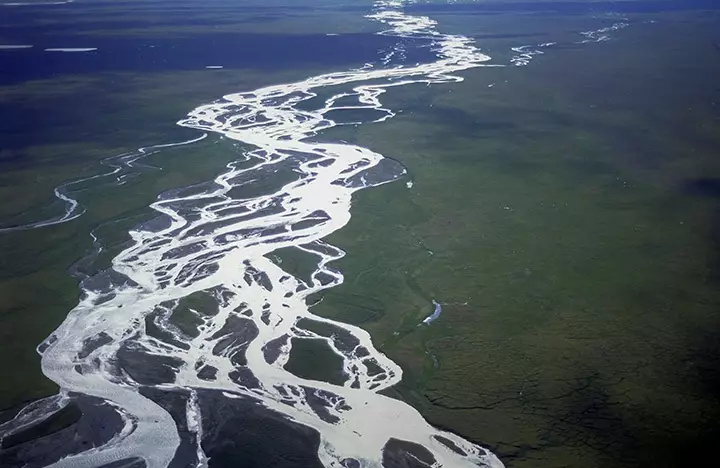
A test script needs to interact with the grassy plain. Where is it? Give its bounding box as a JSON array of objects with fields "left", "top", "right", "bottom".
[{"left": 311, "top": 10, "right": 720, "bottom": 468}]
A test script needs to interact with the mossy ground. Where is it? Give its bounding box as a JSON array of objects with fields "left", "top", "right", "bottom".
[{"left": 311, "top": 11, "right": 720, "bottom": 468}]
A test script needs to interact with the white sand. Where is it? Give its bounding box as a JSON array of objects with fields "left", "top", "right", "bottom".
[
  {"left": 0, "top": 44, "right": 32, "bottom": 49},
  {"left": 45, "top": 47, "right": 97, "bottom": 52}
]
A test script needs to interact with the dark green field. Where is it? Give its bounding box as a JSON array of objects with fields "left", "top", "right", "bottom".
[{"left": 312, "top": 10, "right": 720, "bottom": 468}]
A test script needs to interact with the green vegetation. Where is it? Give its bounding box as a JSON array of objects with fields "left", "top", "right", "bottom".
[
  {"left": 270, "top": 247, "right": 320, "bottom": 287},
  {"left": 167, "top": 290, "right": 223, "bottom": 337},
  {"left": 0, "top": 404, "right": 81, "bottom": 450},
  {"left": 284, "top": 338, "right": 347, "bottom": 386},
  {"left": 311, "top": 11, "right": 720, "bottom": 468}
]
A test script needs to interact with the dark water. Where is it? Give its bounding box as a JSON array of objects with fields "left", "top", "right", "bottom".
[
  {"left": 0, "top": 22, "right": 442, "bottom": 85},
  {"left": 6, "top": 0, "right": 713, "bottom": 86},
  {"left": 0, "top": 33, "right": 438, "bottom": 84},
  {"left": 406, "top": 0, "right": 720, "bottom": 14},
  {"left": 0, "top": 1, "right": 440, "bottom": 85}
]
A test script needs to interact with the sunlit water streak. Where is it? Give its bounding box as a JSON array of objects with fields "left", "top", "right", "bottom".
[
  {"left": 1, "top": 1, "right": 74, "bottom": 6},
  {"left": 511, "top": 16, "right": 633, "bottom": 66},
  {"left": 0, "top": 134, "right": 207, "bottom": 233}
]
